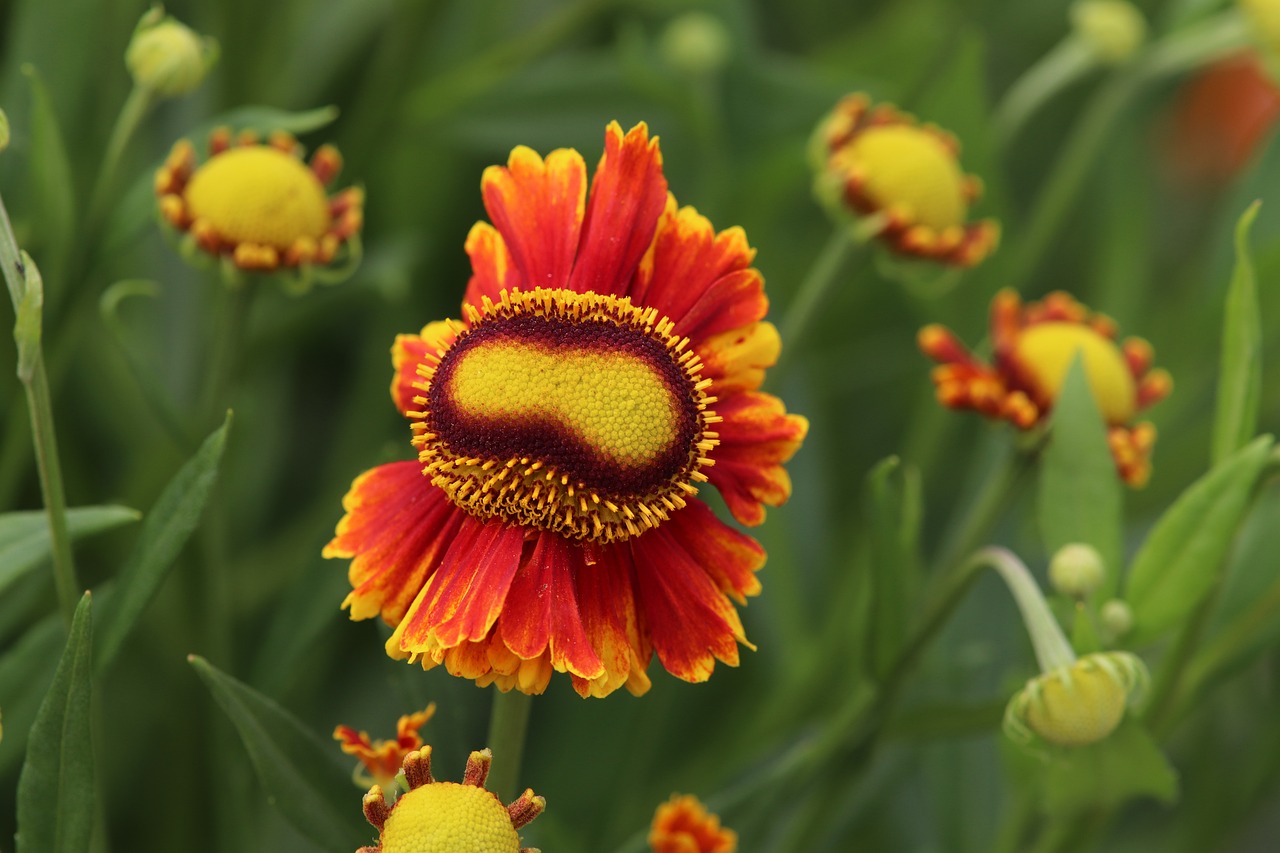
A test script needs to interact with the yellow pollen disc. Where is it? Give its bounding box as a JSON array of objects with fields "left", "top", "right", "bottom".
[
  {"left": 1024, "top": 660, "right": 1128, "bottom": 747},
  {"left": 841, "top": 125, "right": 967, "bottom": 229},
  {"left": 184, "top": 147, "right": 331, "bottom": 250},
  {"left": 380, "top": 782, "right": 520, "bottom": 853},
  {"left": 448, "top": 342, "right": 678, "bottom": 469},
  {"left": 1014, "top": 322, "right": 1137, "bottom": 423}
]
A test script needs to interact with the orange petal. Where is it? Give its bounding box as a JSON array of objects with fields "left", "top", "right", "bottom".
[
  {"left": 390, "top": 321, "right": 457, "bottom": 416},
  {"left": 708, "top": 392, "right": 809, "bottom": 526},
  {"left": 698, "top": 322, "right": 781, "bottom": 394},
  {"left": 324, "top": 461, "right": 466, "bottom": 625},
  {"left": 462, "top": 221, "right": 518, "bottom": 312},
  {"left": 572, "top": 544, "right": 649, "bottom": 698},
  {"left": 481, "top": 145, "right": 587, "bottom": 290},
  {"left": 567, "top": 121, "right": 668, "bottom": 296}
]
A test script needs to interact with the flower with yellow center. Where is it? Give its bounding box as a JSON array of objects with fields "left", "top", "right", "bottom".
[
  {"left": 156, "top": 126, "right": 363, "bottom": 284},
  {"left": 325, "top": 122, "right": 807, "bottom": 698},
  {"left": 649, "top": 794, "right": 736, "bottom": 853},
  {"left": 334, "top": 704, "right": 436, "bottom": 790},
  {"left": 918, "top": 289, "right": 1172, "bottom": 486},
  {"left": 357, "top": 746, "right": 544, "bottom": 853},
  {"left": 1005, "top": 651, "right": 1148, "bottom": 747},
  {"left": 813, "top": 94, "right": 999, "bottom": 266}
]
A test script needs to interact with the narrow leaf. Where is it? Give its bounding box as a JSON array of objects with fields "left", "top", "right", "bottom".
[
  {"left": 1125, "top": 435, "right": 1274, "bottom": 644},
  {"left": 95, "top": 415, "right": 231, "bottom": 672},
  {"left": 21, "top": 65, "right": 76, "bottom": 286},
  {"left": 0, "top": 614, "right": 62, "bottom": 777},
  {"left": 189, "top": 655, "right": 364, "bottom": 853},
  {"left": 0, "top": 505, "right": 139, "bottom": 598},
  {"left": 1211, "top": 201, "right": 1263, "bottom": 465},
  {"left": 864, "top": 456, "right": 922, "bottom": 679},
  {"left": 1040, "top": 718, "right": 1178, "bottom": 815},
  {"left": 15, "top": 593, "right": 94, "bottom": 853},
  {"left": 1038, "top": 356, "right": 1124, "bottom": 598}
]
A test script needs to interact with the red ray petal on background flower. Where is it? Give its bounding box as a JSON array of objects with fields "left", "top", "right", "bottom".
[
  {"left": 660, "top": 499, "right": 765, "bottom": 605},
  {"left": 572, "top": 545, "right": 650, "bottom": 697},
  {"left": 698, "top": 322, "right": 781, "bottom": 395},
  {"left": 393, "top": 516, "right": 524, "bottom": 653},
  {"left": 481, "top": 146, "right": 586, "bottom": 290},
  {"left": 324, "top": 461, "right": 465, "bottom": 625},
  {"left": 567, "top": 121, "right": 668, "bottom": 296},
  {"left": 461, "top": 221, "right": 518, "bottom": 312},
  {"left": 631, "top": 526, "right": 748, "bottom": 683},
  {"left": 497, "top": 533, "right": 605, "bottom": 680},
  {"left": 390, "top": 321, "right": 457, "bottom": 416},
  {"left": 631, "top": 198, "right": 767, "bottom": 341},
  {"left": 708, "top": 392, "right": 809, "bottom": 526}
]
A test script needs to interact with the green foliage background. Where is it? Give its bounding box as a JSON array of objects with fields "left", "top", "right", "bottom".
[{"left": 3, "top": 0, "right": 1280, "bottom": 850}]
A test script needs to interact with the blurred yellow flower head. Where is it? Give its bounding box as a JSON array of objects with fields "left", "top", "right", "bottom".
[{"left": 126, "top": 6, "right": 217, "bottom": 97}]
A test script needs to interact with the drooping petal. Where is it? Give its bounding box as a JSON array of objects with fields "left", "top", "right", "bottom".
[
  {"left": 324, "top": 461, "right": 465, "bottom": 625},
  {"left": 481, "top": 146, "right": 587, "bottom": 290},
  {"left": 461, "top": 221, "right": 518, "bottom": 312},
  {"left": 391, "top": 321, "right": 458, "bottom": 416},
  {"left": 497, "top": 533, "right": 605, "bottom": 680},
  {"left": 567, "top": 122, "right": 668, "bottom": 296},
  {"left": 708, "top": 392, "right": 809, "bottom": 527},
  {"left": 660, "top": 500, "right": 764, "bottom": 605},
  {"left": 571, "top": 545, "right": 650, "bottom": 698}
]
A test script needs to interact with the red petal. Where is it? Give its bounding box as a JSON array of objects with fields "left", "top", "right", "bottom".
[
  {"left": 462, "top": 221, "right": 518, "bottom": 313},
  {"left": 567, "top": 122, "right": 667, "bottom": 296},
  {"left": 572, "top": 544, "right": 650, "bottom": 697},
  {"left": 324, "top": 461, "right": 465, "bottom": 625},
  {"left": 481, "top": 146, "right": 586, "bottom": 290},
  {"left": 660, "top": 500, "right": 764, "bottom": 604},
  {"left": 707, "top": 392, "right": 808, "bottom": 526},
  {"left": 390, "top": 321, "right": 457, "bottom": 417}
]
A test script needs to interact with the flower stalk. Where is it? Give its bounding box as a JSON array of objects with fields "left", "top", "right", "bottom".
[{"left": 485, "top": 689, "right": 534, "bottom": 804}]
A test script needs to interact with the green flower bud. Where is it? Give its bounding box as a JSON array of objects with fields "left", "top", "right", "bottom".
[
  {"left": 0, "top": 108, "right": 9, "bottom": 153},
  {"left": 1048, "top": 543, "right": 1105, "bottom": 599},
  {"left": 1005, "top": 651, "right": 1147, "bottom": 747},
  {"left": 659, "top": 12, "right": 732, "bottom": 78},
  {"left": 1100, "top": 598, "right": 1133, "bottom": 639},
  {"left": 1070, "top": 0, "right": 1146, "bottom": 64},
  {"left": 126, "top": 6, "right": 218, "bottom": 97}
]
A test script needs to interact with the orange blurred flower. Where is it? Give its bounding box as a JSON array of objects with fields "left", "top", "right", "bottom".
[
  {"left": 333, "top": 704, "right": 435, "bottom": 789},
  {"left": 649, "top": 794, "right": 736, "bottom": 853}
]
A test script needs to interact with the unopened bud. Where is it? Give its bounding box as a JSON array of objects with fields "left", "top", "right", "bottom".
[
  {"left": 1100, "top": 598, "right": 1133, "bottom": 638},
  {"left": 126, "top": 6, "right": 218, "bottom": 97},
  {"left": 659, "top": 12, "right": 732, "bottom": 78},
  {"left": 1070, "top": 0, "right": 1146, "bottom": 64},
  {"left": 1005, "top": 651, "right": 1147, "bottom": 747},
  {"left": 1049, "top": 543, "right": 1105, "bottom": 598}
]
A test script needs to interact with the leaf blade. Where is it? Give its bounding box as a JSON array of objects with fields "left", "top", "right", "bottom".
[
  {"left": 0, "top": 505, "right": 139, "bottom": 598},
  {"left": 1211, "top": 200, "right": 1263, "bottom": 466}
]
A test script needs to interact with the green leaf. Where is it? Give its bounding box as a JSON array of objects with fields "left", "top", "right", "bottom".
[
  {"left": 95, "top": 415, "right": 231, "bottom": 673},
  {"left": 0, "top": 505, "right": 139, "bottom": 598},
  {"left": 1125, "top": 435, "right": 1274, "bottom": 644},
  {"left": 1211, "top": 201, "right": 1263, "bottom": 466},
  {"left": 864, "top": 456, "right": 922, "bottom": 679},
  {"left": 15, "top": 593, "right": 94, "bottom": 853},
  {"left": 0, "top": 614, "right": 62, "bottom": 777},
  {"left": 1040, "top": 718, "right": 1178, "bottom": 816},
  {"left": 21, "top": 65, "right": 75, "bottom": 287},
  {"left": 189, "top": 655, "right": 365, "bottom": 853},
  {"left": 1037, "top": 356, "right": 1125, "bottom": 599}
]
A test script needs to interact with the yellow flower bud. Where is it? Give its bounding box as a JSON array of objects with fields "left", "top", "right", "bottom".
[
  {"left": 1070, "top": 0, "right": 1147, "bottom": 64},
  {"left": 1005, "top": 651, "right": 1147, "bottom": 747},
  {"left": 1048, "top": 543, "right": 1105, "bottom": 598},
  {"left": 659, "top": 12, "right": 732, "bottom": 78},
  {"left": 126, "top": 7, "right": 218, "bottom": 97}
]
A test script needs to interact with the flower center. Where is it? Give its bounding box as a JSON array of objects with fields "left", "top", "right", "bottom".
[
  {"left": 838, "top": 125, "right": 967, "bottom": 229},
  {"left": 1014, "top": 322, "right": 1137, "bottom": 423},
  {"left": 413, "top": 289, "right": 716, "bottom": 543},
  {"left": 380, "top": 782, "right": 520, "bottom": 853},
  {"left": 183, "top": 147, "right": 331, "bottom": 250}
]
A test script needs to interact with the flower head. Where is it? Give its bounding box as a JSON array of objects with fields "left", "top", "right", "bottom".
[
  {"left": 919, "top": 289, "right": 1171, "bottom": 486},
  {"left": 325, "top": 122, "right": 807, "bottom": 697},
  {"left": 156, "top": 127, "right": 363, "bottom": 285},
  {"left": 1070, "top": 0, "right": 1146, "bottom": 65},
  {"left": 649, "top": 794, "right": 736, "bottom": 853},
  {"left": 813, "top": 94, "right": 999, "bottom": 266},
  {"left": 1005, "top": 651, "right": 1148, "bottom": 747},
  {"left": 334, "top": 704, "right": 436, "bottom": 789},
  {"left": 357, "top": 746, "right": 544, "bottom": 853},
  {"left": 126, "top": 6, "right": 218, "bottom": 97}
]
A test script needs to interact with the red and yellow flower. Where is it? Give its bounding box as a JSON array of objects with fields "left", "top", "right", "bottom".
[
  {"left": 649, "top": 794, "right": 737, "bottom": 853},
  {"left": 919, "top": 289, "right": 1172, "bottom": 486},
  {"left": 814, "top": 93, "right": 999, "bottom": 267},
  {"left": 156, "top": 127, "right": 363, "bottom": 278},
  {"left": 358, "top": 746, "right": 544, "bottom": 853},
  {"left": 334, "top": 704, "right": 436, "bottom": 789},
  {"left": 325, "top": 122, "right": 807, "bottom": 698}
]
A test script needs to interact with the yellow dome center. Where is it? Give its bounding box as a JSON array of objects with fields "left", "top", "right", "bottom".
[
  {"left": 184, "top": 147, "right": 331, "bottom": 250},
  {"left": 380, "top": 782, "right": 520, "bottom": 853},
  {"left": 841, "top": 125, "right": 967, "bottom": 229},
  {"left": 1014, "top": 322, "right": 1137, "bottom": 423},
  {"left": 1024, "top": 657, "right": 1128, "bottom": 747},
  {"left": 413, "top": 288, "right": 715, "bottom": 543}
]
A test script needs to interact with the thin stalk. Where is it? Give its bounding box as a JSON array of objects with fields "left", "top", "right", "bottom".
[
  {"left": 1178, "top": 571, "right": 1280, "bottom": 704},
  {"left": 984, "top": 546, "right": 1076, "bottom": 672},
  {"left": 485, "top": 689, "right": 534, "bottom": 803},
  {"left": 994, "top": 36, "right": 1097, "bottom": 148},
  {"left": 777, "top": 226, "right": 857, "bottom": 363},
  {"left": 929, "top": 436, "right": 1032, "bottom": 577},
  {"left": 85, "top": 85, "right": 155, "bottom": 240}
]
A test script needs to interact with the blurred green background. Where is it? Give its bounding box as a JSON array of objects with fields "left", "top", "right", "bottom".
[{"left": 3, "top": 0, "right": 1280, "bottom": 850}]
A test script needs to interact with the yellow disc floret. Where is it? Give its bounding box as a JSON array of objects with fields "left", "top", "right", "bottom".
[
  {"left": 184, "top": 147, "right": 331, "bottom": 250},
  {"left": 837, "top": 125, "right": 967, "bottom": 229},
  {"left": 1014, "top": 322, "right": 1137, "bottom": 423},
  {"left": 380, "top": 782, "right": 519, "bottom": 853}
]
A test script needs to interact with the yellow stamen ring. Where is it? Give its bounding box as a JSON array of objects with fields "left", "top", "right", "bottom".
[{"left": 411, "top": 288, "right": 719, "bottom": 543}]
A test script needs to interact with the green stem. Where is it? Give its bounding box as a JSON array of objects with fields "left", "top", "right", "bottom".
[
  {"left": 984, "top": 546, "right": 1077, "bottom": 672},
  {"left": 85, "top": 85, "right": 155, "bottom": 240},
  {"left": 485, "top": 689, "right": 534, "bottom": 803},
  {"left": 1178, "top": 570, "right": 1280, "bottom": 704},
  {"left": 994, "top": 36, "right": 1097, "bottom": 149},
  {"left": 201, "top": 283, "right": 254, "bottom": 428},
  {"left": 777, "top": 226, "right": 857, "bottom": 363},
  {"left": 1144, "top": 581, "right": 1223, "bottom": 737},
  {"left": 929, "top": 435, "right": 1032, "bottom": 577}
]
